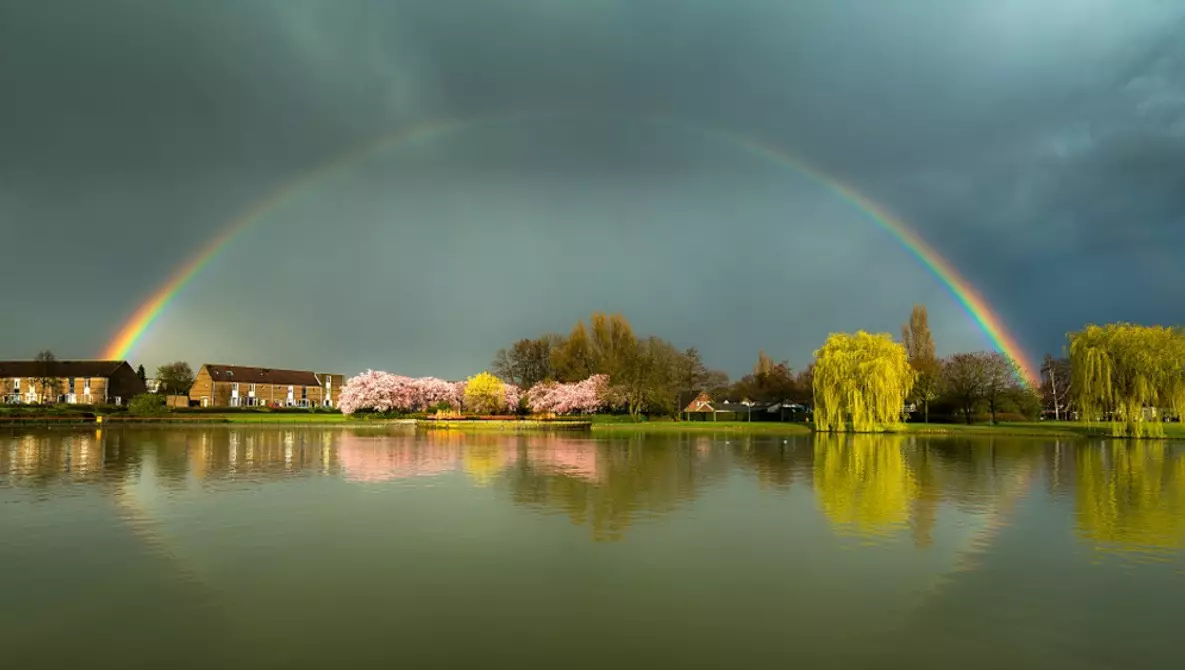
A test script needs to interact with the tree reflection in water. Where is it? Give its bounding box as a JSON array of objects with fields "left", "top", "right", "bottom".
[
  {"left": 813, "top": 434, "right": 919, "bottom": 538},
  {"left": 1076, "top": 441, "right": 1185, "bottom": 559}
]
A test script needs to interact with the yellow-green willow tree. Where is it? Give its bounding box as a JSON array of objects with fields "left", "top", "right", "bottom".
[
  {"left": 812, "top": 331, "right": 916, "bottom": 432},
  {"left": 1069, "top": 324, "right": 1185, "bottom": 438}
]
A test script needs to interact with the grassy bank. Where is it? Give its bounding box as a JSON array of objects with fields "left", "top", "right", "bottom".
[
  {"left": 590, "top": 420, "right": 813, "bottom": 435},
  {"left": 899, "top": 421, "right": 1185, "bottom": 439},
  {"left": 418, "top": 419, "right": 591, "bottom": 431}
]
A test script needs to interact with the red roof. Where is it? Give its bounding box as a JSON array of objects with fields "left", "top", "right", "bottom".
[{"left": 202, "top": 364, "right": 324, "bottom": 386}]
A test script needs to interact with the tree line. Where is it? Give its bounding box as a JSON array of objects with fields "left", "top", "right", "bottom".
[{"left": 490, "top": 308, "right": 1044, "bottom": 425}]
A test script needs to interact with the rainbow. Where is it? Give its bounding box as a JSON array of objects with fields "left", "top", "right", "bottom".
[{"left": 102, "top": 112, "right": 1040, "bottom": 385}]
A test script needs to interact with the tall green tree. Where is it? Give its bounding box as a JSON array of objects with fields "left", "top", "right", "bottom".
[
  {"left": 136, "top": 364, "right": 147, "bottom": 385},
  {"left": 901, "top": 305, "right": 940, "bottom": 422},
  {"left": 155, "top": 361, "right": 195, "bottom": 396}
]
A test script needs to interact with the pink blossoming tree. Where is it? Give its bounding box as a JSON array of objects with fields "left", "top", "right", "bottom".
[
  {"left": 339, "top": 371, "right": 464, "bottom": 415},
  {"left": 526, "top": 374, "right": 608, "bottom": 415}
]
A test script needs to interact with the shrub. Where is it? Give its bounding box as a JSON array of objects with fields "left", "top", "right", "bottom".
[
  {"left": 464, "top": 371, "right": 509, "bottom": 415},
  {"left": 129, "top": 393, "right": 168, "bottom": 417}
]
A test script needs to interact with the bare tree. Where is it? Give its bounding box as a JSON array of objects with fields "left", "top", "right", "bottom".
[
  {"left": 33, "top": 350, "right": 60, "bottom": 404},
  {"left": 982, "top": 352, "right": 1021, "bottom": 424},
  {"left": 902, "top": 305, "right": 940, "bottom": 422},
  {"left": 942, "top": 353, "right": 989, "bottom": 424},
  {"left": 1041, "top": 354, "right": 1071, "bottom": 420}
]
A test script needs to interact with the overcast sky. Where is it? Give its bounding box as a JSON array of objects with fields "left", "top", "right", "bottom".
[{"left": 2, "top": 0, "right": 1183, "bottom": 379}]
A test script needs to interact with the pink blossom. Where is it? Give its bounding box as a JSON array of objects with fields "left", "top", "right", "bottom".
[
  {"left": 525, "top": 374, "right": 608, "bottom": 415},
  {"left": 504, "top": 383, "right": 523, "bottom": 413},
  {"left": 339, "top": 371, "right": 462, "bottom": 415}
]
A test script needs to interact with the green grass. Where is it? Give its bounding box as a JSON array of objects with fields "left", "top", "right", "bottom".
[
  {"left": 590, "top": 420, "right": 813, "bottom": 435},
  {"left": 898, "top": 420, "right": 1185, "bottom": 439}
]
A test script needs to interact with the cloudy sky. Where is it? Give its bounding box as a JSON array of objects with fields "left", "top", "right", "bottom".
[{"left": 2, "top": 0, "right": 1183, "bottom": 379}]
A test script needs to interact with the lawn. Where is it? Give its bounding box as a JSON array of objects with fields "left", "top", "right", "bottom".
[
  {"left": 899, "top": 421, "right": 1185, "bottom": 439},
  {"left": 590, "top": 420, "right": 813, "bottom": 435}
]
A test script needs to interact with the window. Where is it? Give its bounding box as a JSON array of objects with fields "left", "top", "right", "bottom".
[
  {"left": 249, "top": 383, "right": 256, "bottom": 394},
  {"left": 68, "top": 377, "right": 76, "bottom": 392},
  {"left": 232, "top": 382, "right": 239, "bottom": 393},
  {"left": 13, "top": 378, "right": 20, "bottom": 392},
  {"left": 301, "top": 386, "right": 307, "bottom": 400},
  {"left": 83, "top": 377, "right": 90, "bottom": 391}
]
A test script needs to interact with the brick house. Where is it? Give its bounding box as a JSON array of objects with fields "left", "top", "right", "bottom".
[
  {"left": 188, "top": 364, "right": 344, "bottom": 408},
  {"left": 0, "top": 360, "right": 146, "bottom": 405}
]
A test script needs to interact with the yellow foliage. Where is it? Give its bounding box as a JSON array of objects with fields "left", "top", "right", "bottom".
[
  {"left": 464, "top": 371, "right": 508, "bottom": 415},
  {"left": 812, "top": 331, "right": 916, "bottom": 433},
  {"left": 1069, "top": 323, "right": 1185, "bottom": 437}
]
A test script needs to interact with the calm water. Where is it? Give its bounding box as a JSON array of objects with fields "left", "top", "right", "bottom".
[{"left": 2, "top": 428, "right": 1184, "bottom": 669}]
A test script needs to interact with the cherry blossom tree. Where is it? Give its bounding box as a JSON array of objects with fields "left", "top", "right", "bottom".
[
  {"left": 526, "top": 374, "right": 608, "bottom": 415},
  {"left": 340, "top": 371, "right": 463, "bottom": 415},
  {"left": 504, "top": 383, "right": 523, "bottom": 414}
]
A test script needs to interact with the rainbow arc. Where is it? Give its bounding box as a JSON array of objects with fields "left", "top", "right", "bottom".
[{"left": 101, "top": 112, "right": 1039, "bottom": 385}]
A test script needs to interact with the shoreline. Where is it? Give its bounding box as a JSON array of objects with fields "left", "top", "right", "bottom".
[{"left": 2, "top": 416, "right": 1183, "bottom": 439}]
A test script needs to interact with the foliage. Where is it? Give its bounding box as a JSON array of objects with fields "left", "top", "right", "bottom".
[
  {"left": 902, "top": 305, "right": 940, "bottom": 422},
  {"left": 129, "top": 393, "right": 167, "bottom": 416},
  {"left": 136, "top": 364, "right": 147, "bottom": 384},
  {"left": 497, "top": 312, "right": 709, "bottom": 418},
  {"left": 464, "top": 371, "right": 510, "bottom": 415},
  {"left": 155, "top": 361, "right": 195, "bottom": 395},
  {"left": 1069, "top": 323, "right": 1185, "bottom": 438},
  {"left": 526, "top": 374, "right": 608, "bottom": 414},
  {"left": 812, "top": 331, "right": 915, "bottom": 433}
]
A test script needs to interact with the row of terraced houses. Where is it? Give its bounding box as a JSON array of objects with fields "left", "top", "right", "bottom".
[{"left": 0, "top": 360, "right": 344, "bottom": 408}]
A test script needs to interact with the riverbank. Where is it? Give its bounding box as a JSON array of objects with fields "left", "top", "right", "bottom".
[
  {"left": 900, "top": 421, "right": 1185, "bottom": 439},
  {"left": 4, "top": 414, "right": 1184, "bottom": 439},
  {"left": 590, "top": 421, "right": 813, "bottom": 435}
]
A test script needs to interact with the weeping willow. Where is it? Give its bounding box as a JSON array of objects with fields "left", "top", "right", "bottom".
[
  {"left": 812, "top": 331, "right": 916, "bottom": 433},
  {"left": 1069, "top": 324, "right": 1185, "bottom": 438}
]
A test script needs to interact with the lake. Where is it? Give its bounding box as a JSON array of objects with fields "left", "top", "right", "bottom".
[{"left": 2, "top": 427, "right": 1183, "bottom": 669}]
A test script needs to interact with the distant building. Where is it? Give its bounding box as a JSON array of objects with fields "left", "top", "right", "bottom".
[
  {"left": 189, "top": 364, "right": 344, "bottom": 408},
  {"left": 145, "top": 378, "right": 162, "bottom": 394},
  {"left": 0, "top": 360, "right": 146, "bottom": 405},
  {"left": 678, "top": 390, "right": 809, "bottom": 422}
]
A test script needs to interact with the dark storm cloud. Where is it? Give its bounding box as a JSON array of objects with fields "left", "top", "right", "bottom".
[{"left": 1, "top": 0, "right": 1183, "bottom": 376}]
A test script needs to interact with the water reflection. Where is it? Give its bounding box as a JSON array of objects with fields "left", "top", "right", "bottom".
[
  {"left": 1075, "top": 441, "right": 1185, "bottom": 558},
  {"left": 501, "top": 434, "right": 731, "bottom": 541},
  {"left": 813, "top": 435, "right": 919, "bottom": 537},
  {"left": 3, "top": 427, "right": 1185, "bottom": 558}
]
